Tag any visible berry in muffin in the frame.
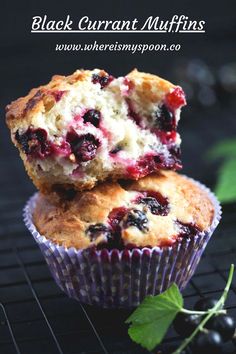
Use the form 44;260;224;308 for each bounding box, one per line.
6;69;186;193
32;171;214;250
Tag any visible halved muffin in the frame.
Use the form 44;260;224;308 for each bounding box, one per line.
6;69;186;193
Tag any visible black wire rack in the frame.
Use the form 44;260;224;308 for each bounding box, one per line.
1;171;236;354
0;123;236;354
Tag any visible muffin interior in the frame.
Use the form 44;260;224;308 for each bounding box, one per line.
6;68;186;192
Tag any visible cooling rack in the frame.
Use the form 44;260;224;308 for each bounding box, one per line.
0;155;236;354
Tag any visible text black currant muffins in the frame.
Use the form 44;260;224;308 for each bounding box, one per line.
6;68;221;308
6;68;186;193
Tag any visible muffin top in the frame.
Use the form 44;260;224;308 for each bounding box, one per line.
33;171;214;250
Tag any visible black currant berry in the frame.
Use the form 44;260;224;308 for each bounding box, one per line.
91;73;113;89
173;313;201;337
191;330;222;354
155;104;175;131
123;209;149;232
82;109;101;127
137;192;169;216
206;314;235;342
194;297;218;312
15;128;51;158
86;223;111;242
67;132;100;162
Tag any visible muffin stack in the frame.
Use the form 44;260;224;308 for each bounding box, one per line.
6;68;221;308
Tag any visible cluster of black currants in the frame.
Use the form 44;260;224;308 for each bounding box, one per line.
173;297;235;354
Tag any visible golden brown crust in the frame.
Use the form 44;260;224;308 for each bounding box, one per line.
21;158;131;193
33;171;215;249
5;69;92;129
127;68;175;103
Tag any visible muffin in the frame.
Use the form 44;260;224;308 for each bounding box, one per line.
24;171;221;308
6;69;186;193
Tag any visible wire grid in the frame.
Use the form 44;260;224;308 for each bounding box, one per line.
1;187;236;354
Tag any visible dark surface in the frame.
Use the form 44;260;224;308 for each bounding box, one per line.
1;0;236;353
1;187;236;354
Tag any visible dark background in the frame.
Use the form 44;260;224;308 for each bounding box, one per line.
1;0;236;185
0;1;236;353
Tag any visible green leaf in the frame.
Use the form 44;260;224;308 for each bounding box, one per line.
126;283;183;351
207;139;236;161
215;158;236;203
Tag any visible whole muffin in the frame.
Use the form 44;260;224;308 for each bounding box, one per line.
6;69;186;193
24;171;221;308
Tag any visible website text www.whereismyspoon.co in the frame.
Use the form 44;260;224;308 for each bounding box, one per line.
55;41;181;54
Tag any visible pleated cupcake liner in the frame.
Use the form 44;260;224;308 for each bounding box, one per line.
23;177;221;308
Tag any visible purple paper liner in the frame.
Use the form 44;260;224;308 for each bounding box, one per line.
23;177;221;308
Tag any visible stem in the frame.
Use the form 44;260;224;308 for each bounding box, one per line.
181;309;226;316
172;264;234;354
